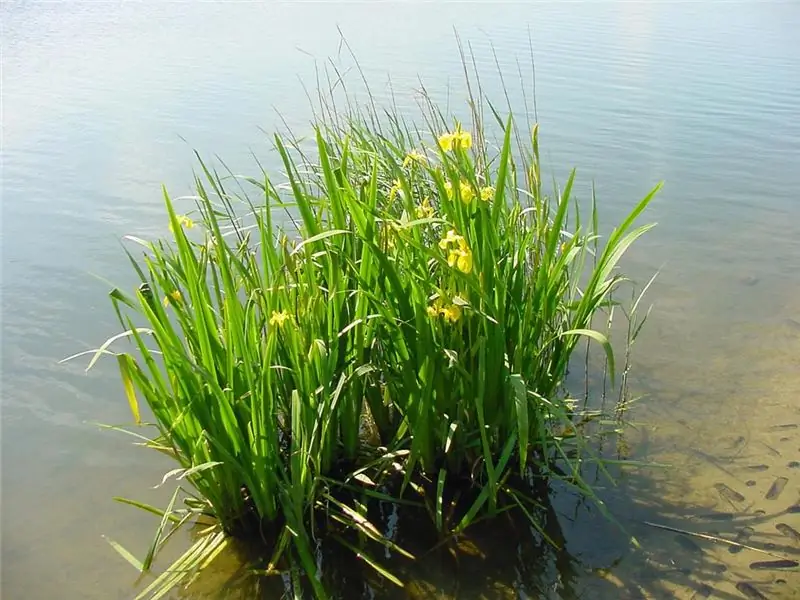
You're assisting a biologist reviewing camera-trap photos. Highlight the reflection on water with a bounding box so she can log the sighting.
[3,1,800,599]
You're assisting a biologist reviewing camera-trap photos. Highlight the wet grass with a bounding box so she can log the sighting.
[71,46,661,599]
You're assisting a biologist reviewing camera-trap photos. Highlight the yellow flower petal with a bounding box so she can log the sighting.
[439,123,473,152]
[427,296,445,319]
[439,229,462,249]
[459,181,475,204]
[403,150,427,168]
[269,310,292,328]
[443,235,473,274]
[415,197,434,219]
[446,250,457,268]
[441,304,462,323]
[457,252,472,274]
[169,215,195,233]
[163,290,182,307]
[480,186,494,202]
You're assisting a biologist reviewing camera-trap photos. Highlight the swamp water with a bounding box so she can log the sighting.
[2,2,799,598]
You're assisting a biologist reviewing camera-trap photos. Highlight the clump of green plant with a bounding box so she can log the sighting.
[75,57,660,599]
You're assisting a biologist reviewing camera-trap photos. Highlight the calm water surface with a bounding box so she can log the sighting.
[3,2,800,599]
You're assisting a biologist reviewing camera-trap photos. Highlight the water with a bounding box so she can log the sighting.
[3,2,799,598]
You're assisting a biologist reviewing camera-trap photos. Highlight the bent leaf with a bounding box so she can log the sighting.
[117,354,141,425]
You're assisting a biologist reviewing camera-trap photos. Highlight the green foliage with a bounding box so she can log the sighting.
[76,62,660,599]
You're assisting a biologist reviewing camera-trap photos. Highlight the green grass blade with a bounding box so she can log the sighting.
[104,536,144,572]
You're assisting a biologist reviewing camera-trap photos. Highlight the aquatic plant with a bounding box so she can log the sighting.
[75,53,660,599]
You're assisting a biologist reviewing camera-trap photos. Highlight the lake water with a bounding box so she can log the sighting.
[3,2,800,599]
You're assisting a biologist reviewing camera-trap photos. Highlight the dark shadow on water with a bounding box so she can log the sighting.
[173,439,799,600]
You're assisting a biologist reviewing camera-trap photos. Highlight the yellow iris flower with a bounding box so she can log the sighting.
[438,133,454,152]
[438,230,473,274]
[480,186,494,202]
[447,245,473,274]
[441,303,462,323]
[460,182,475,204]
[426,296,463,323]
[455,128,472,149]
[444,180,475,204]
[269,310,292,328]
[427,296,443,317]
[402,150,427,168]
[439,229,463,250]
[438,123,472,152]
[415,197,435,219]
[169,215,195,233]
[163,290,182,307]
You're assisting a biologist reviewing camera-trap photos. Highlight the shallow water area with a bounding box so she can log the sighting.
[3,2,800,598]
